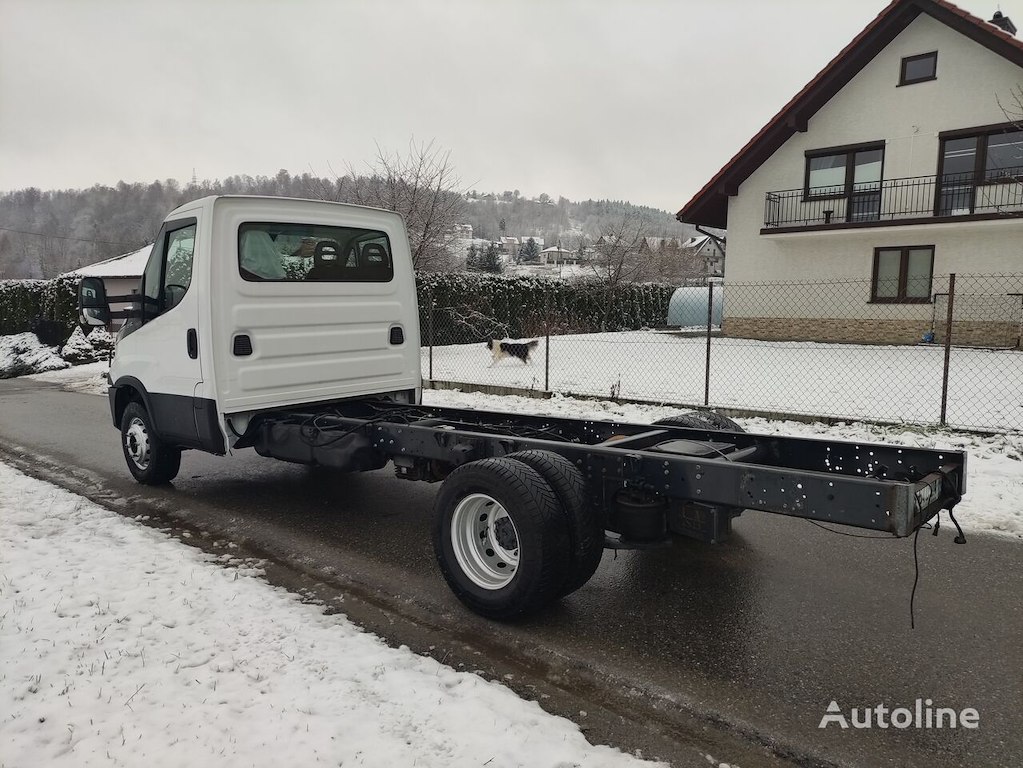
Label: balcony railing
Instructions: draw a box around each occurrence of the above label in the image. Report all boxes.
[763,168,1023,230]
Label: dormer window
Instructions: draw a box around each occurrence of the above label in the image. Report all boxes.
[899,51,937,85]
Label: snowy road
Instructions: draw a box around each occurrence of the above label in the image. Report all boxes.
[0,374,1021,768]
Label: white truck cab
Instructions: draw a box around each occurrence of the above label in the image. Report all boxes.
[80,195,422,483]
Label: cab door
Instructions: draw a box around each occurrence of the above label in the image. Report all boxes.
[114,217,204,445]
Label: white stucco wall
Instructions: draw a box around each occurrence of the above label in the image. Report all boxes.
[102,276,140,328]
[724,11,1023,309]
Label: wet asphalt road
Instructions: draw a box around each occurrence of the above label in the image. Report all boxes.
[0,378,1020,768]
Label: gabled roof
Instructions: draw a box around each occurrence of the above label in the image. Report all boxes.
[63,245,152,279]
[676,0,1023,228]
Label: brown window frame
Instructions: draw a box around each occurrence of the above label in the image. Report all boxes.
[940,125,1023,185]
[934,122,1023,215]
[870,246,934,304]
[803,141,885,201]
[898,51,937,86]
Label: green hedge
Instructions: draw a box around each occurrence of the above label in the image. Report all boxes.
[1,273,674,347]
[417,273,674,345]
[0,280,45,335]
[0,277,79,336]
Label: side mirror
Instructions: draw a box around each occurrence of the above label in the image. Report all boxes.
[78,277,110,327]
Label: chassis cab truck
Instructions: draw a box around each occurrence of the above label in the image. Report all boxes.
[80,196,968,620]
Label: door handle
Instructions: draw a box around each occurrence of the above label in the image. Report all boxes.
[187,328,198,359]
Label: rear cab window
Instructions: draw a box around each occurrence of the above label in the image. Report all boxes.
[238,222,394,282]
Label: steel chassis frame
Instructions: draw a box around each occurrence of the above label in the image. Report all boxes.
[241,400,966,540]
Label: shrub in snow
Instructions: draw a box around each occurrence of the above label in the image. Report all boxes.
[0,332,70,379]
[87,327,115,358]
[0,277,78,336]
[0,279,47,335]
[31,318,69,347]
[60,326,98,365]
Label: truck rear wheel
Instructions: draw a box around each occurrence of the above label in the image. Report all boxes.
[505,450,604,598]
[433,457,571,620]
[120,401,182,485]
[655,411,745,432]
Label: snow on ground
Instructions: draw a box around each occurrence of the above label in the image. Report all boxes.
[27,361,109,394]
[423,389,1023,539]
[0,462,660,768]
[0,332,69,379]
[422,331,1023,432]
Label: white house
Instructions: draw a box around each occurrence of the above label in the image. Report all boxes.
[538,245,578,264]
[680,235,726,278]
[677,0,1023,345]
[64,245,152,329]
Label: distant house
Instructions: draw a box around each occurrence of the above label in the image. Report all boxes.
[539,246,579,265]
[499,236,545,261]
[637,236,680,253]
[451,223,473,239]
[63,244,152,329]
[677,0,1023,344]
[680,235,726,278]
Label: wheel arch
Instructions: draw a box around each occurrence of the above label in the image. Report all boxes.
[111,377,156,432]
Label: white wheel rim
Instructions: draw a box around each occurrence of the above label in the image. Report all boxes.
[450,493,519,590]
[125,417,151,469]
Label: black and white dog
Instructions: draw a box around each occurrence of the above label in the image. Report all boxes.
[486,338,540,365]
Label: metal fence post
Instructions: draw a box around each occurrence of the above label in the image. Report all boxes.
[428,291,435,383]
[544,290,551,392]
[939,273,956,426]
[704,281,713,407]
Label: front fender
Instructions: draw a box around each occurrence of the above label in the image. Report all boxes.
[109,376,156,431]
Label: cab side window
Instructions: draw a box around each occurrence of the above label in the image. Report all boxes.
[141,220,197,319]
[163,225,196,310]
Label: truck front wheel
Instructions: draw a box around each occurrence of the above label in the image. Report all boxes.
[120,401,182,485]
[433,457,571,620]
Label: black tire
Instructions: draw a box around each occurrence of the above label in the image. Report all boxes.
[433,457,571,620]
[505,450,603,598]
[655,410,745,433]
[120,401,182,485]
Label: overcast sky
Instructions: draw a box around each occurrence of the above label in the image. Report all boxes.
[2,0,1021,211]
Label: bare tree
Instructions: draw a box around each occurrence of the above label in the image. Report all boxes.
[39,235,74,278]
[588,210,648,281]
[997,84,1023,128]
[586,210,650,328]
[318,139,467,272]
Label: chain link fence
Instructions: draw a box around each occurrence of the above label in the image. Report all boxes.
[420,273,1023,433]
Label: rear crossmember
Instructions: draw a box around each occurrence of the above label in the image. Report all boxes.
[237,400,966,544]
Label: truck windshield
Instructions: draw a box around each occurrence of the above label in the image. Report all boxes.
[238,222,393,282]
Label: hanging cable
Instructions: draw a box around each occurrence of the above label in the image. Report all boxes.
[910,525,923,630]
[0,225,141,248]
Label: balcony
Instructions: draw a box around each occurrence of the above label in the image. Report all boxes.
[762,168,1023,233]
